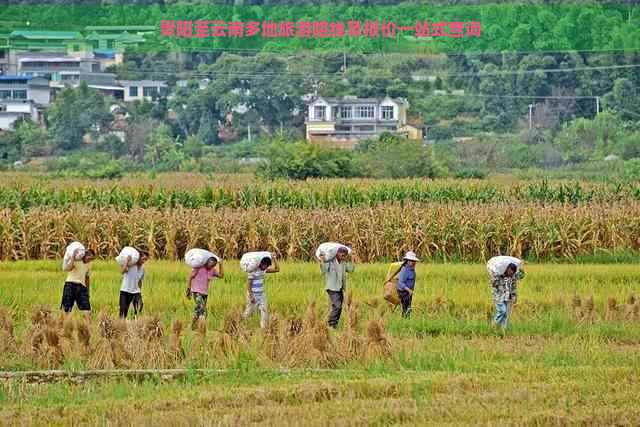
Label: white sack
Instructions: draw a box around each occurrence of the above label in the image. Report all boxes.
[62,241,85,271]
[240,251,272,273]
[315,242,352,262]
[185,248,220,269]
[116,247,140,268]
[487,256,523,277]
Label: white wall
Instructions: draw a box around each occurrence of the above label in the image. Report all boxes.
[308,99,331,121]
[28,86,51,105]
[0,113,22,130]
[379,99,399,120]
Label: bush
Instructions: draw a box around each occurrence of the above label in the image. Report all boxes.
[44,152,129,179]
[95,134,127,158]
[258,140,360,180]
[454,168,488,179]
[621,158,640,182]
[358,135,446,179]
[616,133,640,160]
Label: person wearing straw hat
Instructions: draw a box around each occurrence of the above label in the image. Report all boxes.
[396,251,420,318]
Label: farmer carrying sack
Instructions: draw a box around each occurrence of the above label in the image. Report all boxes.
[62,241,85,271]
[383,261,404,306]
[315,242,352,262]
[240,251,272,273]
[486,256,523,277]
[185,248,220,269]
[116,247,140,268]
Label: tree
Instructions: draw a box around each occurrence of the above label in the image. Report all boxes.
[125,118,157,163]
[258,139,360,180]
[358,135,446,179]
[12,117,49,158]
[168,84,222,145]
[47,82,113,151]
[603,78,640,121]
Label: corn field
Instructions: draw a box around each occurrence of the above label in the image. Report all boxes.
[2,175,640,210]
[2,202,640,262]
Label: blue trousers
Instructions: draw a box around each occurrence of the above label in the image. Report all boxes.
[494,300,512,328]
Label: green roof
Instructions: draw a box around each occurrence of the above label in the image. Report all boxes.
[10,30,82,40]
[86,31,145,43]
[85,26,155,32]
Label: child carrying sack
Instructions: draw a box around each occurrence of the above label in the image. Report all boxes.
[240,251,272,273]
[383,261,404,306]
[62,241,85,271]
[185,248,220,269]
[116,247,140,268]
[315,242,352,262]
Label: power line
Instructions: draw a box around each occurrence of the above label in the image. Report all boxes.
[105,62,640,80]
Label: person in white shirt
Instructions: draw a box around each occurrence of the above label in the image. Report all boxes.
[242,256,279,329]
[119,251,148,319]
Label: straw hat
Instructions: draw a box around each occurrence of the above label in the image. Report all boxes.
[403,251,420,262]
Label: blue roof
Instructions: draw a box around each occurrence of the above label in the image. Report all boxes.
[0,75,32,81]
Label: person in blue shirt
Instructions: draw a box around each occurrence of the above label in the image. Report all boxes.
[396,251,420,318]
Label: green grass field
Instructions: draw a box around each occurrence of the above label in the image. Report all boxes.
[1,261,640,424]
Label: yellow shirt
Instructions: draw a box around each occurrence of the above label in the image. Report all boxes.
[385,262,404,283]
[66,260,91,286]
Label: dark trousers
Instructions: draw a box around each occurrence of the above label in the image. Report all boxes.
[119,291,143,319]
[61,282,91,312]
[397,289,413,317]
[326,290,344,328]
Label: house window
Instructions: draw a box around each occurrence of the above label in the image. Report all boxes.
[143,86,158,97]
[0,90,11,99]
[355,105,374,119]
[13,90,27,100]
[314,105,326,121]
[107,40,115,50]
[92,63,100,73]
[381,106,394,120]
[340,106,352,119]
[356,125,374,131]
[129,86,138,97]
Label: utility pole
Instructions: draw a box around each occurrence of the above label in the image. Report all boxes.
[528,104,533,130]
[596,97,600,115]
[343,52,347,74]
[247,125,251,142]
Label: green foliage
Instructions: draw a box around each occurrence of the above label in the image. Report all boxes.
[621,158,640,182]
[47,83,114,151]
[616,132,640,160]
[183,135,205,159]
[43,151,128,180]
[95,134,127,158]
[258,140,360,180]
[357,134,446,179]
[454,168,488,180]
[554,113,622,161]
[143,124,185,172]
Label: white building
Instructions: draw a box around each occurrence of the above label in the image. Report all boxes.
[0,100,39,131]
[305,96,423,147]
[0,75,51,105]
[119,80,168,102]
